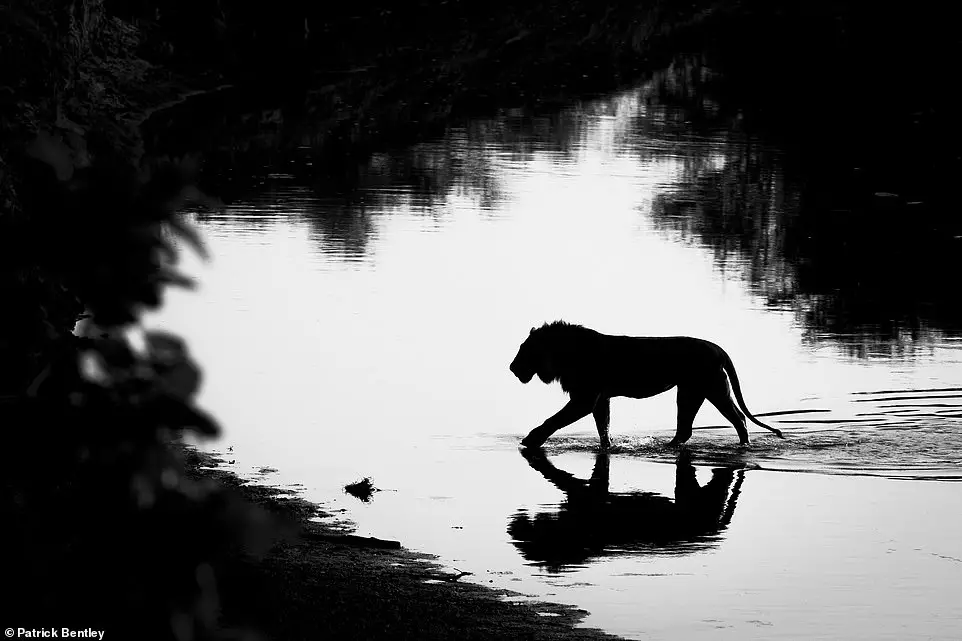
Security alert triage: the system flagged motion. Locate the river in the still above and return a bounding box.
[146,61,962,639]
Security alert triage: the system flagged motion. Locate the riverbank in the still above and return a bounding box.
[182,447,621,640]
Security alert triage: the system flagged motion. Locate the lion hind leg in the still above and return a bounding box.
[670,386,705,446]
[706,381,750,445]
[592,396,611,451]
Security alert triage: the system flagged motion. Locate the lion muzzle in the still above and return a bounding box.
[510,360,534,384]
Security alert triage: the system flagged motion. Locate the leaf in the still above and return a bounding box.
[166,216,209,261]
[145,398,218,435]
[144,330,186,358]
[155,266,196,290]
[157,235,179,265]
[92,335,136,369]
[145,331,201,400]
[159,358,201,401]
[25,364,51,397]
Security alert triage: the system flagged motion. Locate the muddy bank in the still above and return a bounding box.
[182,447,621,640]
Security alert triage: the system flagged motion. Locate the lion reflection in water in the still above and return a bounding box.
[509,321,783,448]
[508,449,745,569]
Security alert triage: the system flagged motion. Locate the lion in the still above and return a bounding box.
[509,321,784,448]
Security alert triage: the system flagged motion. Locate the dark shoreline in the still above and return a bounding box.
[181,445,623,640]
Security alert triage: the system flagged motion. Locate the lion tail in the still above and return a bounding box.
[721,351,784,438]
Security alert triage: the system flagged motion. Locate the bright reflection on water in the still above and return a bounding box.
[148,76,962,639]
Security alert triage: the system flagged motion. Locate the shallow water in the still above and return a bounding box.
[147,69,962,638]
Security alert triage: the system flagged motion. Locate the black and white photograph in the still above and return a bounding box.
[3,1,960,639]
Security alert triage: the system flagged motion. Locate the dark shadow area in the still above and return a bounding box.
[508,449,745,571]
[0,130,282,639]
[127,0,710,195]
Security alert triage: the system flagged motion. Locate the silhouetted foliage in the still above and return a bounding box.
[2,130,273,640]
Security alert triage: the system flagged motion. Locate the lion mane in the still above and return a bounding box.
[511,321,603,394]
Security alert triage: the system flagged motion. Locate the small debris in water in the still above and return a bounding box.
[447,569,472,582]
[344,477,380,502]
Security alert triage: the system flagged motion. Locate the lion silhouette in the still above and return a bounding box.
[509,321,783,448]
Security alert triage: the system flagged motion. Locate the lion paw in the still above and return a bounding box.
[520,436,545,450]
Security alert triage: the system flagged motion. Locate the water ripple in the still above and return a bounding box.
[529,388,962,481]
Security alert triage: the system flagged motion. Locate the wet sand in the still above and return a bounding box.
[184,448,621,640]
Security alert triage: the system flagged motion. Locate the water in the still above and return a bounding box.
[146,70,962,639]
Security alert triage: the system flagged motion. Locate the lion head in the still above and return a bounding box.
[510,321,600,392]
[509,325,562,385]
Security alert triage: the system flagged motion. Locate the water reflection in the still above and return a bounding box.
[195,185,376,260]
[633,56,962,351]
[192,62,958,354]
[509,450,743,571]
[304,58,957,351]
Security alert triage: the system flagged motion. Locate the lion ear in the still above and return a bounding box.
[529,327,536,335]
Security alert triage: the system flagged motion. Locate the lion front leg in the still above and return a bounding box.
[521,397,595,449]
